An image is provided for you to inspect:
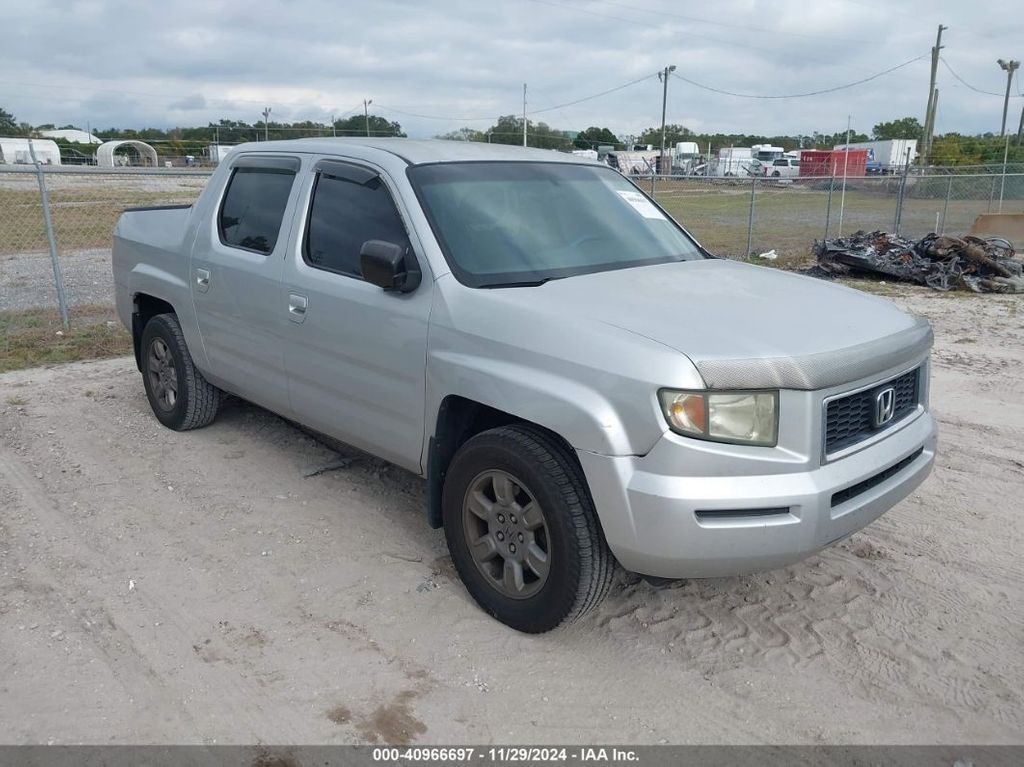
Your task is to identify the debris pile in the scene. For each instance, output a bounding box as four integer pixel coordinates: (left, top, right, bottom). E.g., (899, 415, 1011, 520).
(811, 230, 1024, 293)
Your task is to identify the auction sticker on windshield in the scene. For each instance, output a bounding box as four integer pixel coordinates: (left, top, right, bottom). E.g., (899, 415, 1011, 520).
(615, 189, 664, 219)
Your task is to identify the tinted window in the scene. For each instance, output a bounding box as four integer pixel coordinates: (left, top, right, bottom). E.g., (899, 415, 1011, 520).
(304, 171, 410, 278)
(218, 167, 296, 254)
(407, 162, 703, 288)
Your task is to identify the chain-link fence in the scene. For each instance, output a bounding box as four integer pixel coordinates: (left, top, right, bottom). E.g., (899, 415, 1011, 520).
(2, 163, 1022, 323)
(650, 170, 1024, 261)
(1, 167, 211, 316)
(1, 166, 213, 369)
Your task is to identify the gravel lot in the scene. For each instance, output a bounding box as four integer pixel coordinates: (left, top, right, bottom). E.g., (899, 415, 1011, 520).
(0, 287, 1021, 745)
(1, 249, 114, 311)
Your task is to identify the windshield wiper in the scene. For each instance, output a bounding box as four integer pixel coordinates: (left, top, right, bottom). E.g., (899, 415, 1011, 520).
(478, 278, 554, 288)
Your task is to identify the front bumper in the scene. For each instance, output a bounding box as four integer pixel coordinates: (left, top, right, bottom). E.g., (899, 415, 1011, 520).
(577, 408, 937, 579)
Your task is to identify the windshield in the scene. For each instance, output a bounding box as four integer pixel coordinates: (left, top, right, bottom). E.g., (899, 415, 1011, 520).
(407, 162, 705, 287)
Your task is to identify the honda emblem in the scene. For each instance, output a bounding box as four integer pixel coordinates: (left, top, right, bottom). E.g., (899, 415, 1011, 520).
(874, 387, 896, 427)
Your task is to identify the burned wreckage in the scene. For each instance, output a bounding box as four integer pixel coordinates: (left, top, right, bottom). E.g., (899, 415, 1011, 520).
(811, 230, 1024, 293)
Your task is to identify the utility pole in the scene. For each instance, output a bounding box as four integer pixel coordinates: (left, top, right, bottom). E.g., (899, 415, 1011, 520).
(331, 114, 336, 137)
(522, 83, 527, 147)
(1017, 103, 1024, 146)
(363, 99, 373, 137)
(922, 24, 946, 164)
(658, 65, 676, 175)
(262, 107, 271, 142)
(998, 59, 1020, 137)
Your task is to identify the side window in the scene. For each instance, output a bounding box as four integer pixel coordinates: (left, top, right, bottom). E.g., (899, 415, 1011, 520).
(304, 170, 411, 278)
(218, 167, 296, 254)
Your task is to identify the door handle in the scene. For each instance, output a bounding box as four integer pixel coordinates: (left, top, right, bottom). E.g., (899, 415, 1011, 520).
(195, 268, 211, 292)
(288, 293, 308, 323)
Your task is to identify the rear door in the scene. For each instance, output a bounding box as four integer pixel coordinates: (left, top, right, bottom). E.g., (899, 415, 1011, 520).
(190, 154, 301, 415)
(282, 158, 432, 472)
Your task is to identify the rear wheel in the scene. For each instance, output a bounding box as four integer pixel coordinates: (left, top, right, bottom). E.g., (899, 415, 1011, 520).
(141, 313, 220, 431)
(442, 425, 614, 632)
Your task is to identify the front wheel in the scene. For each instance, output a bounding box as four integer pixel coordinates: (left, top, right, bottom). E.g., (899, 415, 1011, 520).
(442, 425, 615, 632)
(140, 313, 221, 431)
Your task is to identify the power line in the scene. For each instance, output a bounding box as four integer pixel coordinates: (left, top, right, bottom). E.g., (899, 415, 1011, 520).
(940, 57, 1024, 98)
(333, 102, 364, 120)
(529, 72, 658, 114)
(671, 53, 929, 99)
(377, 71, 659, 123)
(373, 105, 498, 122)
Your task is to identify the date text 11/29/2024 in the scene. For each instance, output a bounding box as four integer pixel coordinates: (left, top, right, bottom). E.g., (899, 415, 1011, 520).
(372, 747, 639, 762)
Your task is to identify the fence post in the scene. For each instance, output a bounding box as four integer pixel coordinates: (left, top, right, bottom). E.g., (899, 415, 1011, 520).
(28, 139, 70, 330)
(823, 173, 835, 243)
(892, 156, 909, 234)
(745, 174, 756, 257)
(650, 172, 656, 198)
(940, 175, 952, 234)
(998, 135, 1010, 213)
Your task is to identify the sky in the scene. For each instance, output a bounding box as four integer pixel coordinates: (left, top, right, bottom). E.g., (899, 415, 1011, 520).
(2, 0, 1023, 141)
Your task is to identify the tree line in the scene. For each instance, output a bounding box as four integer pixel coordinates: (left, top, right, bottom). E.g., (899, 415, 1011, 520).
(3, 106, 1020, 166)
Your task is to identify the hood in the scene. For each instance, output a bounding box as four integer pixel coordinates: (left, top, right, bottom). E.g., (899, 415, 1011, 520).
(493, 259, 932, 390)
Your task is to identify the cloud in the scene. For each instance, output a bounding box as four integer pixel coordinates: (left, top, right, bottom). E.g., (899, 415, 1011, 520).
(0, 0, 1021, 139)
(168, 93, 207, 111)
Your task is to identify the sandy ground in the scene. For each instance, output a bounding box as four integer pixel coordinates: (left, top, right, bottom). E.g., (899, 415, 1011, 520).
(0, 286, 1022, 745)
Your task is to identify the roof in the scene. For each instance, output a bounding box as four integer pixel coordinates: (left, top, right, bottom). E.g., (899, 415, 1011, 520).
(227, 137, 599, 166)
(40, 129, 101, 144)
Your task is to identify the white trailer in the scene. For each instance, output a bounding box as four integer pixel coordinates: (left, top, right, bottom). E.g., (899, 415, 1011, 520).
(713, 147, 754, 177)
(833, 139, 917, 173)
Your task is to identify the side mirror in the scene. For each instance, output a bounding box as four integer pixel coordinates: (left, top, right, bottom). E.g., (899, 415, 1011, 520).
(359, 240, 422, 293)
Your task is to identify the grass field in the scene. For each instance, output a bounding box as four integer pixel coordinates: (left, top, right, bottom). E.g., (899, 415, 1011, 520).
(653, 178, 1021, 258)
(0, 304, 131, 372)
(1, 170, 1019, 262)
(0, 173, 207, 254)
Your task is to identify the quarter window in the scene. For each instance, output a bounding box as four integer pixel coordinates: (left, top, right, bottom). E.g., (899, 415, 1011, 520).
(304, 170, 411, 278)
(218, 167, 296, 254)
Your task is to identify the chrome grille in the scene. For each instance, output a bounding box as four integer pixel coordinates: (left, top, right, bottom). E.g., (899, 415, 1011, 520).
(825, 368, 919, 454)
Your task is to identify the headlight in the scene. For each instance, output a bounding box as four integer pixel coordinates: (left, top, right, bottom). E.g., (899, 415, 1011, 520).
(658, 389, 778, 446)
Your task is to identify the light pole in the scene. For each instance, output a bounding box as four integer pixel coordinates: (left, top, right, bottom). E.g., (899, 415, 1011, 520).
(998, 59, 1020, 137)
(261, 107, 271, 141)
(658, 65, 676, 175)
(522, 84, 528, 148)
(363, 99, 373, 137)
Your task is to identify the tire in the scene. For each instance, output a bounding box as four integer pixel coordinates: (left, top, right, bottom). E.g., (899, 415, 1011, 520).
(772, 171, 781, 177)
(140, 313, 220, 431)
(442, 424, 614, 632)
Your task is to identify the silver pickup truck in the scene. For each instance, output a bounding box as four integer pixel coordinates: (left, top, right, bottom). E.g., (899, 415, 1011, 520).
(112, 138, 937, 632)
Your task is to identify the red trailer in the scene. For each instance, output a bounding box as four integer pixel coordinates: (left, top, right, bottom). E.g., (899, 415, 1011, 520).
(799, 149, 869, 178)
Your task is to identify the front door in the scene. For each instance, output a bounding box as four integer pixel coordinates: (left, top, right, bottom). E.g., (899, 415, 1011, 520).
(282, 158, 432, 472)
